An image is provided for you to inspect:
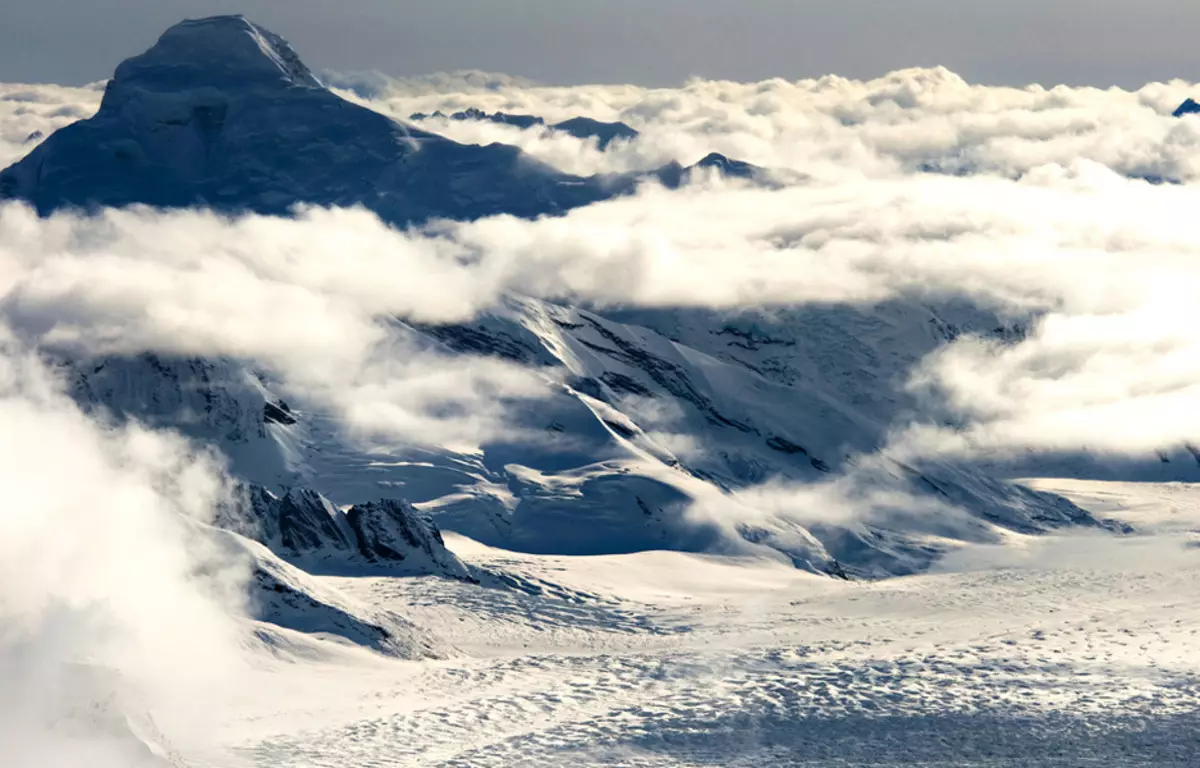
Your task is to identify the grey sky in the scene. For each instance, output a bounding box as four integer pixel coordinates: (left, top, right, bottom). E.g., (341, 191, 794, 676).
(2, 0, 1199, 88)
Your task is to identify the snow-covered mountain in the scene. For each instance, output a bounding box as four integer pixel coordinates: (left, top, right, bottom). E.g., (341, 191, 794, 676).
(0, 16, 1146, 645)
(0, 16, 762, 223)
(408, 107, 763, 180)
(0, 16, 612, 223)
(62, 295, 1108, 582)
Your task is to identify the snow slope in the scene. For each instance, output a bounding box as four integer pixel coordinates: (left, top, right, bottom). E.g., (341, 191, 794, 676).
(203, 479, 1200, 766)
(63, 291, 1108, 584)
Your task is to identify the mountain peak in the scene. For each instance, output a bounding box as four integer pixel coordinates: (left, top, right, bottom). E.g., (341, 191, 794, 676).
(108, 15, 322, 95)
(1173, 98, 1200, 118)
(0, 15, 769, 223)
(0, 15, 617, 222)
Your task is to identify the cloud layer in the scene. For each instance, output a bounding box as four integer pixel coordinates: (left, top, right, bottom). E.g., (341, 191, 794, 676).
(0, 332, 248, 765)
(8, 66, 1200, 182)
(344, 67, 1200, 182)
(0, 81, 102, 168)
(4, 145, 1200, 461)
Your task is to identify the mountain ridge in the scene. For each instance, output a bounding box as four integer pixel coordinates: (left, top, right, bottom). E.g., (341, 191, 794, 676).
(0, 15, 764, 224)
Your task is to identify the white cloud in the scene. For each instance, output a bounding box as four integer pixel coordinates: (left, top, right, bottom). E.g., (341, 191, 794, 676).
(0, 332, 248, 765)
(933, 530, 1197, 574)
(5, 68, 1200, 474)
(0, 82, 103, 167)
(0, 203, 550, 450)
(324, 69, 539, 99)
(346, 67, 1200, 182)
(448, 164, 1200, 461)
(5, 152, 1200, 462)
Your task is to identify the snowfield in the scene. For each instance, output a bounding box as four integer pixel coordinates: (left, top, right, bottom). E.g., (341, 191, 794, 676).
(192, 479, 1200, 767)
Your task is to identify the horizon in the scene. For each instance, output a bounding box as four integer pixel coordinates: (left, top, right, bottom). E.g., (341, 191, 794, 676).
(3, 1, 1200, 90)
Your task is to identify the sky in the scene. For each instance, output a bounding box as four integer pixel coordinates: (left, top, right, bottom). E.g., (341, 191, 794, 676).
(3, 0, 1200, 88)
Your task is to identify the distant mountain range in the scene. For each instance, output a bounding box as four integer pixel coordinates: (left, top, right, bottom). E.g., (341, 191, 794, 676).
(410, 108, 642, 150)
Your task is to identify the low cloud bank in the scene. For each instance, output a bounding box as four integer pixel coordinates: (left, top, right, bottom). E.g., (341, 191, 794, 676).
(4, 151, 1200, 459)
(0, 332, 249, 765)
(348, 67, 1200, 181)
(8, 67, 1200, 183)
(0, 82, 102, 167)
(0, 203, 549, 450)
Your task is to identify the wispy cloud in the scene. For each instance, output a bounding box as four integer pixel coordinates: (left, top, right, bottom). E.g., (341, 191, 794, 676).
(0, 331, 248, 764)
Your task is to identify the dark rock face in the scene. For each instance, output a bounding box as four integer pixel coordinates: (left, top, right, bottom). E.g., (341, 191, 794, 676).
(219, 486, 354, 556)
(409, 108, 639, 149)
(218, 484, 473, 579)
(346, 499, 458, 570)
(648, 155, 766, 188)
(550, 116, 640, 149)
(411, 108, 547, 130)
(262, 400, 296, 425)
(277, 489, 356, 555)
(694, 152, 759, 179)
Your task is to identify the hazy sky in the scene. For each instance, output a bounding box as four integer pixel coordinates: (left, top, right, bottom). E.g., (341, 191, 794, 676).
(3, 0, 1200, 88)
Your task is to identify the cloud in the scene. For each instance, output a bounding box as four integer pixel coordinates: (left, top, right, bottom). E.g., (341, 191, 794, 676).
(933, 529, 1197, 574)
(18, 67, 1195, 183)
(5, 67, 1200, 478)
(0, 331, 249, 765)
(5, 149, 1200, 462)
(347, 67, 1200, 183)
(0, 203, 550, 451)
(0, 81, 103, 168)
(448, 164, 1200, 462)
(323, 69, 538, 100)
